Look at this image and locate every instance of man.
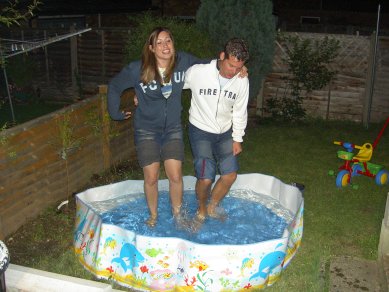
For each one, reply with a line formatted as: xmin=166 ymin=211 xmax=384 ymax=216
xmin=184 ymin=38 xmax=250 ymax=224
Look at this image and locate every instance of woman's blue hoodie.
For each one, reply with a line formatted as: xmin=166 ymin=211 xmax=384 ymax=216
xmin=107 ymin=51 xmax=206 ymax=133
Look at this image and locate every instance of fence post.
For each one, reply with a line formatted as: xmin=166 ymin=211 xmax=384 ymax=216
xmin=363 ymin=33 xmax=377 ymax=127
xmin=256 ymin=79 xmax=265 ymax=117
xmin=101 ymin=30 xmax=106 ymax=83
xmin=99 ymin=85 xmax=111 ymax=169
xmin=326 ymin=80 xmax=332 ymax=120
xmin=70 ymin=25 xmax=78 ymax=91
xmin=43 ymin=30 xmax=50 ymax=84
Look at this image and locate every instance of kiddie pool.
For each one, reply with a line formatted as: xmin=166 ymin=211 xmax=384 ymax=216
xmin=74 ymin=174 xmax=304 ymax=291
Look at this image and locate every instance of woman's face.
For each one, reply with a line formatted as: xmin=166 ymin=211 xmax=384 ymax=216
xmin=150 ymin=31 xmax=174 ymax=66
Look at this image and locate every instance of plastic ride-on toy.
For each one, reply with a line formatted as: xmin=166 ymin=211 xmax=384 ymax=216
xmin=333 ymin=117 xmax=389 ymax=188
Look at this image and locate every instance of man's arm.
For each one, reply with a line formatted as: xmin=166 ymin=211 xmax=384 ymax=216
xmin=232 ymin=80 xmax=250 ymax=143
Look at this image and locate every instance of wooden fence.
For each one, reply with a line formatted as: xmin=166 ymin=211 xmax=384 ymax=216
xmin=2 ymin=28 xmax=389 ymax=122
xmin=257 ymin=32 xmax=389 ymax=123
xmin=1 ymin=28 xmax=131 ymax=102
xmin=370 ymin=37 xmax=389 ymax=122
xmin=77 ymin=29 xmax=131 ymax=95
xmin=0 ymin=86 xmax=136 ymax=239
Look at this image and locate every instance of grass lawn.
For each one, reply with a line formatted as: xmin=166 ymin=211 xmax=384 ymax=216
xmin=4 ymin=118 xmax=389 ymax=292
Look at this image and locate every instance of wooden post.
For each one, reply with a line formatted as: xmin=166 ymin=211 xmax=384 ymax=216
xmin=44 ymin=30 xmax=50 ymax=84
xmin=326 ymin=80 xmax=332 ymax=121
xmin=99 ymin=85 xmax=111 ymax=169
xmin=70 ymin=25 xmax=78 ymax=91
xmin=363 ymin=33 xmax=377 ymax=127
xmin=256 ymin=79 xmax=265 ymax=117
xmin=101 ymin=30 xmax=106 ymax=83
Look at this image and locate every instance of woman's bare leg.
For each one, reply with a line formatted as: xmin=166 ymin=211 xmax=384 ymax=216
xmin=164 ymin=159 xmax=183 ymax=217
xmin=143 ymin=162 xmax=160 ymax=227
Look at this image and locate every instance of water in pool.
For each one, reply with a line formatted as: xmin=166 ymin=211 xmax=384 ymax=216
xmin=90 ymin=189 xmax=294 ymax=245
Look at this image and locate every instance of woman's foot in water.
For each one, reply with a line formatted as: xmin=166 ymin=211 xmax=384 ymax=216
xmin=146 ymin=214 xmax=158 ymax=227
xmin=173 ymin=210 xmax=192 ymax=231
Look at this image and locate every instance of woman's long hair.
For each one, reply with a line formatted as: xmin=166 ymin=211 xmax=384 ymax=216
xmin=141 ymin=27 xmax=176 ymax=84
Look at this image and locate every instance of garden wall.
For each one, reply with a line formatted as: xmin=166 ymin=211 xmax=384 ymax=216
xmin=0 ymin=86 xmax=136 ymax=239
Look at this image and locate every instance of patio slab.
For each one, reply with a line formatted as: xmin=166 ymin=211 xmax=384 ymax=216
xmin=4 ymin=264 xmax=124 ymax=292
xmin=329 ymin=256 xmax=383 ymax=292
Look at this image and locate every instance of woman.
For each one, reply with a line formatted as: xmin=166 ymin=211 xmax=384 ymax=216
xmin=107 ymin=27 xmax=205 ymax=227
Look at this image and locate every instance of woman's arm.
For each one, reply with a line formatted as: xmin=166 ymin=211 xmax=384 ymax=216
xmin=107 ymin=63 xmax=137 ymax=120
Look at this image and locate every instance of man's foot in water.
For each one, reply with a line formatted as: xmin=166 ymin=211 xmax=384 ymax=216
xmin=207 ymin=205 xmax=227 ymax=221
xmin=190 ymin=211 xmax=206 ymax=233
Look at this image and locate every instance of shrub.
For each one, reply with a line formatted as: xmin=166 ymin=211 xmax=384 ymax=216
xmin=265 ymin=34 xmax=340 ymax=122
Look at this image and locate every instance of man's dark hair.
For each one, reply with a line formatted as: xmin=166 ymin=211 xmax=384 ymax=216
xmin=224 ymin=38 xmax=249 ymax=62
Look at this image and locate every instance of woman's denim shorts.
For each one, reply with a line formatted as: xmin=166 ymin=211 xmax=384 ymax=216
xmin=134 ymin=126 xmax=184 ymax=168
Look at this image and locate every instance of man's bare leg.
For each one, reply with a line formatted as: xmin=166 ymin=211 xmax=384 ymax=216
xmin=207 ymin=172 xmax=237 ymax=219
xmin=195 ymin=178 xmax=212 ymax=220
xmin=190 ymin=178 xmax=212 ymax=232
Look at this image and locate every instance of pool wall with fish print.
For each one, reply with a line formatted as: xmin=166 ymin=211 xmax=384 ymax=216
xmin=74 ymin=174 xmax=304 ymax=291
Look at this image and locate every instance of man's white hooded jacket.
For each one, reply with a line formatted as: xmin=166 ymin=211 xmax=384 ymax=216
xmin=184 ymin=59 xmax=249 ymax=142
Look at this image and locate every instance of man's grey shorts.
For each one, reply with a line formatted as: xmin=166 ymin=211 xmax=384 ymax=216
xmin=134 ymin=126 xmax=184 ymax=168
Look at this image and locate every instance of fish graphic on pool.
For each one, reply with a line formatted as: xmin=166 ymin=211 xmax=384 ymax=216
xmin=249 ymin=250 xmax=286 ymax=281
xmin=111 ymin=243 xmax=145 ymax=272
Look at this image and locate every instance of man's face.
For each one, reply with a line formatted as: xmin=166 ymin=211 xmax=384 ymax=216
xmin=218 ymin=52 xmax=245 ymax=79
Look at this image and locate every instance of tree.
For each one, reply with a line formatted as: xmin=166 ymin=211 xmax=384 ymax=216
xmin=125 ymin=13 xmax=215 ymax=63
xmin=0 ymin=0 xmax=40 ymax=128
xmin=196 ymin=0 xmax=276 ymax=100
xmin=0 ymin=0 xmax=40 ymax=27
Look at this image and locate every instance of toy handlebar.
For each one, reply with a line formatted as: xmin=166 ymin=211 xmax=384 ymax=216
xmin=334 ymin=141 xmax=354 ymax=148
xmin=334 ymin=141 xmax=363 ymax=150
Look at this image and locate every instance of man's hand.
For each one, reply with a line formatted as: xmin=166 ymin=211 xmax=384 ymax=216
xmin=134 ymin=94 xmax=138 ymax=106
xmin=122 ymin=111 xmax=132 ymax=119
xmin=120 ymin=94 xmax=138 ymax=120
xmin=232 ymin=141 xmax=242 ymax=155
